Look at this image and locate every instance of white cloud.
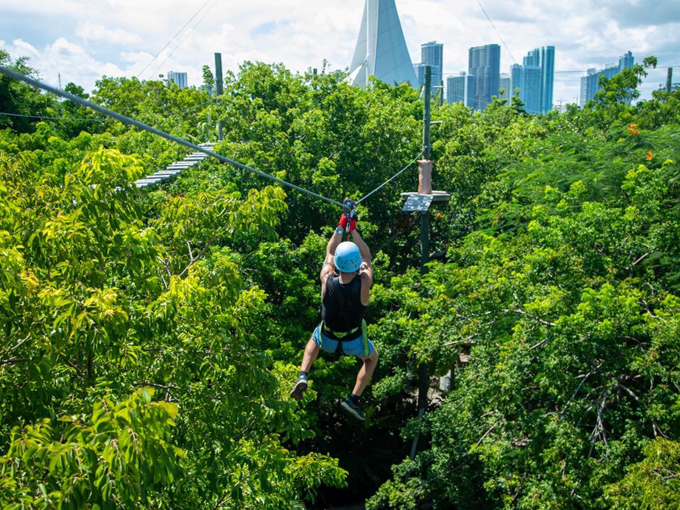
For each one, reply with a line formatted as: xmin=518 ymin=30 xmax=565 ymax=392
xmin=1 ymin=37 xmax=128 ymax=88
xmin=1 ymin=0 xmax=677 ymax=102
xmin=76 ymin=22 xmax=141 ymax=45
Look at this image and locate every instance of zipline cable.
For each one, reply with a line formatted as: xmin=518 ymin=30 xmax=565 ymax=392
xmin=356 ymin=151 xmax=423 ymax=205
xmin=0 ymin=66 xmax=425 ymax=212
xmin=0 ymin=65 xmax=344 ymax=209
xmin=136 ymin=0 xmax=214 ymax=79
xmin=149 ymin=0 xmax=221 ymax=80
xmin=475 ymin=0 xmax=516 ymax=65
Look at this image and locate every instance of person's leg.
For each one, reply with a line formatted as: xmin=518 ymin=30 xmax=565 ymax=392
xmin=352 ymin=348 xmax=378 ymax=396
xmin=300 ymin=335 xmax=320 ymax=372
xmin=291 ymin=330 xmax=325 ymax=401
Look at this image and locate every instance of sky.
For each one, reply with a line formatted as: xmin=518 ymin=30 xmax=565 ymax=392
xmin=1 ymin=0 xmax=679 ymax=106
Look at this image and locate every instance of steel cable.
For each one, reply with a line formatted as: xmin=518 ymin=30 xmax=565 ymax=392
xmin=0 ymin=66 xmax=424 ymax=212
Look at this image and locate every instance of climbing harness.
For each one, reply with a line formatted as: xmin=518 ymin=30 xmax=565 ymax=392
xmin=0 ymin=66 xmax=423 ymax=212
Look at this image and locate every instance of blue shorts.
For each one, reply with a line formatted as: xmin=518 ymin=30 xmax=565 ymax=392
xmin=312 ymin=323 xmax=376 ymax=358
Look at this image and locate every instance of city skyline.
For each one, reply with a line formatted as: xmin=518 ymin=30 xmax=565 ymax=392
xmin=1 ymin=0 xmax=677 ymax=104
xmin=580 ymin=51 xmax=635 ymax=106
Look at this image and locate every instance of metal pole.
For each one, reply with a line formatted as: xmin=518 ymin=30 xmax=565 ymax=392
xmin=421 ymin=66 xmax=432 ymax=274
xmin=423 ymin=66 xmax=432 ymax=159
xmin=410 ymin=65 xmax=433 ymax=462
xmin=667 ymin=67 xmax=673 ymax=94
xmin=214 ymin=52 xmax=224 ymax=142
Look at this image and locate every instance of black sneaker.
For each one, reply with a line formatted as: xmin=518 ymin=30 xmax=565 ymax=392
xmin=290 ymin=375 xmax=308 ymax=401
xmin=341 ymin=397 xmax=366 ymax=421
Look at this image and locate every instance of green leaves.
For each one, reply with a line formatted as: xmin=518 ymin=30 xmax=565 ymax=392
xmin=0 ymin=389 xmax=182 ymax=509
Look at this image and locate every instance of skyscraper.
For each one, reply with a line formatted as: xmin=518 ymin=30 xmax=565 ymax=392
xmin=579 ymin=51 xmax=635 ymax=105
xmin=348 ymin=0 xmax=417 ymax=88
xmin=421 ymin=41 xmax=444 ymax=96
xmin=468 ymin=44 xmax=500 ymax=110
xmin=541 ymin=46 xmax=555 ymax=113
xmin=619 ymin=51 xmax=634 ymax=71
xmin=522 ymin=65 xmax=542 ymax=114
xmin=447 ymin=72 xmax=475 ymax=106
xmin=510 ymin=46 xmax=554 ymax=114
xmin=167 ymin=71 xmax=188 ymax=89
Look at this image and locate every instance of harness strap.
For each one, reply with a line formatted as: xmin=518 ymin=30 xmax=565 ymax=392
xmin=321 ymin=323 xmax=360 ymax=338
xmin=320 ymin=319 xmax=370 ymax=358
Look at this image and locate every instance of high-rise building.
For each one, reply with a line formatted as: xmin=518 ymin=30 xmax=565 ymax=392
xmin=541 ymin=46 xmax=555 ymax=113
xmin=468 ymin=44 xmax=500 ymax=110
xmin=521 ymin=65 xmax=542 ymax=114
xmin=579 ymin=51 xmax=635 ymax=105
xmin=509 ymin=46 xmax=554 ymax=114
xmin=524 ymin=49 xmax=540 ymax=67
xmin=348 ymin=0 xmax=417 ymax=88
xmin=447 ymin=72 xmax=475 ymax=106
xmin=167 ymin=71 xmax=188 ymax=89
xmin=499 ymin=73 xmax=512 ymax=101
xmin=421 ymin=41 xmax=444 ymax=96
xmin=619 ymin=51 xmax=634 ymax=71
xmin=511 ymin=64 xmax=522 ymax=97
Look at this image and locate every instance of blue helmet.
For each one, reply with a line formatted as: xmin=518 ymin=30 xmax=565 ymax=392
xmin=335 ymin=242 xmax=362 ymax=273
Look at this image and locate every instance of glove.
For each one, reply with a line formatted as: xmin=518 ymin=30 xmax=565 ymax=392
xmin=342 ymin=199 xmax=357 ymax=232
xmin=337 ymin=213 xmax=348 ymax=230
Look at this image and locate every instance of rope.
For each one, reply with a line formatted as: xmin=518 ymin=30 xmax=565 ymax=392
xmin=0 ymin=65 xmax=344 ymax=209
xmin=356 ymin=151 xmax=423 ymax=205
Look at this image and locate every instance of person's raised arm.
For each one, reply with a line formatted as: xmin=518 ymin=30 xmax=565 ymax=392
xmin=351 ymin=227 xmax=373 ymax=306
xmin=350 ymin=228 xmax=372 ymax=267
xmin=320 ymin=211 xmax=347 ymax=288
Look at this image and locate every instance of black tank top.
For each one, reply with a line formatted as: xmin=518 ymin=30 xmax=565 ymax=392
xmin=321 ymin=274 xmax=367 ymax=340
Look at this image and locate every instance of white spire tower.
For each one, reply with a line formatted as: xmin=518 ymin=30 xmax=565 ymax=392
xmin=348 ymin=0 xmax=417 ymax=88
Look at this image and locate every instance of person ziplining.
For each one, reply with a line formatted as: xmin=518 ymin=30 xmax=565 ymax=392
xmin=290 ymin=199 xmax=379 ymax=421
xmin=0 ymin=70 xmax=423 ymax=422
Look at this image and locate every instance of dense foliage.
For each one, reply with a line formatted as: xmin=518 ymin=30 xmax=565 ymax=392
xmin=1 ymin=51 xmax=679 ymax=509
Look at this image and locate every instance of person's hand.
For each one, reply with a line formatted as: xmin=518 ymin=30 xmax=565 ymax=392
xmin=337 ymin=213 xmax=348 ymax=230
xmin=348 ymin=216 xmax=357 ymax=233
xmin=342 ymin=198 xmax=356 ymax=216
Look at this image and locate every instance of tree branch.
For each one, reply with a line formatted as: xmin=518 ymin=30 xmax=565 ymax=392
xmin=630 ymin=252 xmax=650 ymax=268
xmin=476 ymin=425 xmax=495 ymax=447
xmin=502 ymin=308 xmax=557 ymax=327
xmin=0 ymin=357 xmax=30 ymax=366
xmin=179 ymin=244 xmax=208 ymax=278
xmin=641 ymin=300 xmax=666 ymax=322
xmin=561 ymin=361 xmax=605 ymax=418
xmin=9 ymin=334 xmax=30 ymax=352
xmin=133 ymin=382 xmax=179 ymax=391
xmin=617 ymin=382 xmax=639 ymax=402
